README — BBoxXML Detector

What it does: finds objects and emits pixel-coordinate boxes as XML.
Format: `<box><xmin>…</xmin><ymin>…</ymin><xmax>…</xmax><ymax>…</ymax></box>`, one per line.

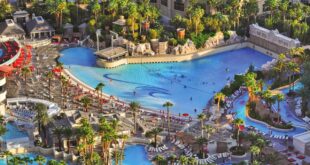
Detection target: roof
<box><xmin>293</xmin><ymin>131</ymin><xmax>310</xmax><ymax>143</ymax></box>
<box><xmin>95</xmin><ymin>47</ymin><xmax>127</xmax><ymax>60</ymax></box>
<box><xmin>0</xmin><ymin>19</ymin><xmax>25</xmax><ymax>36</ymax></box>
<box><xmin>13</xmin><ymin>10</ymin><xmax>29</xmax><ymax>17</ymax></box>
<box><xmin>113</xmin><ymin>16</ymin><xmax>126</xmax><ymax>26</ymax></box>
<box><xmin>26</xmin><ymin>16</ymin><xmax>55</xmax><ymax>33</ymax></box>
<box><xmin>63</xmin><ymin>23</ymin><xmax>73</xmax><ymax>29</ymax></box>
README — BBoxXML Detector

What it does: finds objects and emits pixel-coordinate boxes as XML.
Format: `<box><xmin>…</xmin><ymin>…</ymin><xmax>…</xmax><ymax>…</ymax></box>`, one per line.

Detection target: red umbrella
<box><xmin>182</xmin><ymin>113</ymin><xmax>189</xmax><ymax>117</ymax></box>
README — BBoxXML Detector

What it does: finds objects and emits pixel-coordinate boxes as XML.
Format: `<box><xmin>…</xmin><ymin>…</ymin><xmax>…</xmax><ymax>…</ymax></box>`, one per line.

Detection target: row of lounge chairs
<box><xmin>225</xmin><ymin>87</ymin><xmax>245</xmax><ymax>109</ymax></box>
<box><xmin>148</xmin><ymin>145</ymin><xmax>168</xmax><ymax>153</ymax></box>
<box><xmin>270</xmin><ymin>134</ymin><xmax>289</xmax><ymax>140</ymax></box>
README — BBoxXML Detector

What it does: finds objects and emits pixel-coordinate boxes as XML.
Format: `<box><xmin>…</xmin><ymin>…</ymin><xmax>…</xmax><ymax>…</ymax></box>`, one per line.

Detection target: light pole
<box><xmin>96</xmin><ymin>29</ymin><xmax>101</xmax><ymax>51</ymax></box>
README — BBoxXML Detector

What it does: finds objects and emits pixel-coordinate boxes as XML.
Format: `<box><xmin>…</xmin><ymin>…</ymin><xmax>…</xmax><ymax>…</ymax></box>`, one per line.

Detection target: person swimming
<box><xmin>225</xmin><ymin>67</ymin><xmax>229</xmax><ymax>72</ymax></box>
<box><xmin>190</xmin><ymin>97</ymin><xmax>192</xmax><ymax>101</ymax></box>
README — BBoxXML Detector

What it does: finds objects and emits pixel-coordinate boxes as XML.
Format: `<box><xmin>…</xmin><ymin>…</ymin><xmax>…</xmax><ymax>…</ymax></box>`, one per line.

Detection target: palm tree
<box><xmin>129</xmin><ymin>101</ymin><xmax>140</xmax><ymax>134</ymax></box>
<box><xmin>167</xmin><ymin>154</ymin><xmax>177</xmax><ymax>165</ymax></box>
<box><xmin>57</xmin><ymin>0</ymin><xmax>68</xmax><ymax>28</ymax></box>
<box><xmin>188</xmin><ymin>157</ymin><xmax>197</xmax><ymax>165</ymax></box>
<box><xmin>0</xmin><ymin>1</ymin><xmax>12</xmax><ymax>20</ymax></box>
<box><xmin>8</xmin><ymin>156</ymin><xmax>24</xmax><ymax>165</ymax></box>
<box><xmin>45</xmin><ymin>71</ymin><xmax>54</xmax><ymax>100</ymax></box>
<box><xmin>274</xmin><ymin>93</ymin><xmax>284</xmax><ymax>123</ymax></box>
<box><xmin>95</xmin><ymin>82</ymin><xmax>105</xmax><ymax>110</ymax></box>
<box><xmin>163</xmin><ymin>101</ymin><xmax>173</xmax><ymax>138</ymax></box>
<box><xmin>1</xmin><ymin>151</ymin><xmax>12</xmax><ymax>164</ymax></box>
<box><xmin>21</xmin><ymin>66</ymin><xmax>32</xmax><ymax>96</ymax></box>
<box><xmin>60</xmin><ymin>76</ymin><xmax>68</xmax><ymax>108</ymax></box>
<box><xmin>34</xmin><ymin>103</ymin><xmax>49</xmax><ymax>145</ymax></box>
<box><xmin>63</xmin><ymin>127</ymin><xmax>73</xmax><ymax>153</ymax></box>
<box><xmin>215</xmin><ymin>92</ymin><xmax>225</xmax><ymax>113</ymax></box>
<box><xmin>152</xmin><ymin>154</ymin><xmax>164</xmax><ymax>165</ymax></box>
<box><xmin>287</xmin><ymin>61</ymin><xmax>300</xmax><ymax>91</ymax></box>
<box><xmin>80</xmin><ymin>96</ymin><xmax>91</xmax><ymax>112</ymax></box>
<box><xmin>127</xmin><ymin>2</ymin><xmax>140</xmax><ymax>37</ymax></box>
<box><xmin>47</xmin><ymin>159</ymin><xmax>58</xmax><ymax>165</ymax></box>
<box><xmin>53</xmin><ymin>126</ymin><xmax>64</xmax><ymax>151</ymax></box>
<box><xmin>232</xmin><ymin>118</ymin><xmax>244</xmax><ymax>147</ymax></box>
<box><xmin>196</xmin><ymin>137</ymin><xmax>207</xmax><ymax>159</ymax></box>
<box><xmin>262</xmin><ymin>90</ymin><xmax>275</xmax><ymax>110</ymax></box>
<box><xmin>179</xmin><ymin>155</ymin><xmax>189</xmax><ymax>165</ymax></box>
<box><xmin>197</xmin><ymin>113</ymin><xmax>206</xmax><ymax>137</ymax></box>
<box><xmin>34</xmin><ymin>155</ymin><xmax>46</xmax><ymax>165</ymax></box>
<box><xmin>250</xmin><ymin>145</ymin><xmax>260</xmax><ymax>162</ymax></box>
<box><xmin>145</xmin><ymin>127</ymin><xmax>163</xmax><ymax>147</ymax></box>
<box><xmin>22</xmin><ymin>156</ymin><xmax>33</xmax><ymax>165</ymax></box>
<box><xmin>191</xmin><ymin>7</ymin><xmax>205</xmax><ymax>35</ymax></box>
<box><xmin>203</xmin><ymin>125</ymin><xmax>214</xmax><ymax>139</ymax></box>
<box><xmin>91</xmin><ymin>1</ymin><xmax>101</xmax><ymax>26</ymax></box>
<box><xmin>244</xmin><ymin>72</ymin><xmax>258</xmax><ymax>102</ymax></box>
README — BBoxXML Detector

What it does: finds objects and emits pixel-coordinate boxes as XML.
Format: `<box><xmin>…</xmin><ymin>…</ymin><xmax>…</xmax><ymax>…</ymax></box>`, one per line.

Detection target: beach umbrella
<box><xmin>182</xmin><ymin>113</ymin><xmax>189</xmax><ymax>117</ymax></box>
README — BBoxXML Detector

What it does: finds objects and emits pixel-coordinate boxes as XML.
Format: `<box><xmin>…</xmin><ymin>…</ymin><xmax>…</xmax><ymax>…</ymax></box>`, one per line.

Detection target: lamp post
<box><xmin>96</xmin><ymin>29</ymin><xmax>101</xmax><ymax>51</ymax></box>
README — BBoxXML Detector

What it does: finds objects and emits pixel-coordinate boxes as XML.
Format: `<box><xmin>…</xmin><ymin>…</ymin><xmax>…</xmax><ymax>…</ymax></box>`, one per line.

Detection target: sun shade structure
<box><xmin>95</xmin><ymin>47</ymin><xmax>127</xmax><ymax>61</ymax></box>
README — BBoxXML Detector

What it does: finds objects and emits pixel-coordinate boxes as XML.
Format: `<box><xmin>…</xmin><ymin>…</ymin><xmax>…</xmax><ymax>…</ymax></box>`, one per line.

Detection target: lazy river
<box><xmin>59</xmin><ymin>47</ymin><xmax>273</xmax><ymax>115</ymax></box>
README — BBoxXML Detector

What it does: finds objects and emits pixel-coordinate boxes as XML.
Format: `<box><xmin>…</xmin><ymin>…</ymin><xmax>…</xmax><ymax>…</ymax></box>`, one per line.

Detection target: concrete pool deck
<box><xmin>97</xmin><ymin>42</ymin><xmax>278</xmax><ymax>68</ymax></box>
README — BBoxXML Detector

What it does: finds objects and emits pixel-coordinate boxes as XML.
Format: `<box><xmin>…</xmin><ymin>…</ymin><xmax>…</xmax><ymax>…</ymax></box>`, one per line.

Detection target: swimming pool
<box><xmin>0</xmin><ymin>153</ymin><xmax>53</xmax><ymax>165</ymax></box>
<box><xmin>0</xmin><ymin>123</ymin><xmax>28</xmax><ymax>141</ymax></box>
<box><xmin>122</xmin><ymin>145</ymin><xmax>151</xmax><ymax>165</ymax></box>
<box><xmin>59</xmin><ymin>47</ymin><xmax>273</xmax><ymax>115</ymax></box>
<box><xmin>231</xmin><ymin>91</ymin><xmax>306</xmax><ymax>136</ymax></box>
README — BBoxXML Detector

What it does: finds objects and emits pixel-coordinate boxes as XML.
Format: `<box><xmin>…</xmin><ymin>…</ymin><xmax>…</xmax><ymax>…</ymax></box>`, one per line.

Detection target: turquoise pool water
<box><xmin>122</xmin><ymin>145</ymin><xmax>151</xmax><ymax>165</ymax></box>
<box><xmin>0</xmin><ymin>145</ymin><xmax>149</xmax><ymax>165</ymax></box>
<box><xmin>231</xmin><ymin>87</ymin><xmax>306</xmax><ymax>136</ymax></box>
<box><xmin>0</xmin><ymin>153</ymin><xmax>53</xmax><ymax>165</ymax></box>
<box><xmin>1</xmin><ymin>123</ymin><xmax>28</xmax><ymax>140</ymax></box>
<box><xmin>59</xmin><ymin>47</ymin><xmax>272</xmax><ymax>115</ymax></box>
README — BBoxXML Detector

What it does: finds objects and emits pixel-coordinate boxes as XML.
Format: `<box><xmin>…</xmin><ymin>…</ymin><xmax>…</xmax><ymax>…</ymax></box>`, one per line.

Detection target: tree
<box><xmin>0</xmin><ymin>2</ymin><xmax>12</xmax><ymax>21</ymax></box>
<box><xmin>163</xmin><ymin>101</ymin><xmax>173</xmax><ymax>138</ymax></box>
<box><xmin>91</xmin><ymin>1</ymin><xmax>101</xmax><ymax>27</ymax></box>
<box><xmin>129</xmin><ymin>101</ymin><xmax>140</xmax><ymax>134</ymax></box>
<box><xmin>215</xmin><ymin>92</ymin><xmax>225</xmax><ymax>113</ymax></box>
<box><xmin>127</xmin><ymin>2</ymin><xmax>140</xmax><ymax>37</ymax></box>
<box><xmin>196</xmin><ymin>137</ymin><xmax>207</xmax><ymax>159</ymax></box>
<box><xmin>179</xmin><ymin>155</ymin><xmax>189</xmax><ymax>165</ymax></box>
<box><xmin>244</xmin><ymin>0</ymin><xmax>259</xmax><ymax>23</ymax></box>
<box><xmin>188</xmin><ymin>157</ymin><xmax>197</xmax><ymax>165</ymax></box>
<box><xmin>262</xmin><ymin>90</ymin><xmax>275</xmax><ymax>111</ymax></box>
<box><xmin>47</xmin><ymin>159</ymin><xmax>59</xmax><ymax>165</ymax></box>
<box><xmin>191</xmin><ymin>7</ymin><xmax>205</xmax><ymax>35</ymax></box>
<box><xmin>274</xmin><ymin>93</ymin><xmax>284</xmax><ymax>123</ymax></box>
<box><xmin>8</xmin><ymin>156</ymin><xmax>24</xmax><ymax>165</ymax></box>
<box><xmin>95</xmin><ymin>82</ymin><xmax>105</xmax><ymax>110</ymax></box>
<box><xmin>152</xmin><ymin>154</ymin><xmax>164</xmax><ymax>165</ymax></box>
<box><xmin>22</xmin><ymin>156</ymin><xmax>33</xmax><ymax>165</ymax></box>
<box><xmin>34</xmin><ymin>155</ymin><xmax>46</xmax><ymax>165</ymax></box>
<box><xmin>63</xmin><ymin>127</ymin><xmax>73</xmax><ymax>153</ymax></box>
<box><xmin>34</xmin><ymin>103</ymin><xmax>49</xmax><ymax>146</ymax></box>
<box><xmin>250</xmin><ymin>145</ymin><xmax>261</xmax><ymax>162</ymax></box>
<box><xmin>45</xmin><ymin>71</ymin><xmax>54</xmax><ymax>100</ymax></box>
<box><xmin>53</xmin><ymin>127</ymin><xmax>64</xmax><ymax>151</ymax></box>
<box><xmin>167</xmin><ymin>154</ymin><xmax>177</xmax><ymax>165</ymax></box>
<box><xmin>287</xmin><ymin>61</ymin><xmax>300</xmax><ymax>91</ymax></box>
<box><xmin>80</xmin><ymin>96</ymin><xmax>91</xmax><ymax>112</ymax></box>
<box><xmin>145</xmin><ymin>127</ymin><xmax>163</xmax><ymax>147</ymax></box>
<box><xmin>244</xmin><ymin>72</ymin><xmax>258</xmax><ymax>102</ymax></box>
<box><xmin>197</xmin><ymin>113</ymin><xmax>206</xmax><ymax>137</ymax></box>
<box><xmin>232</xmin><ymin>118</ymin><xmax>244</xmax><ymax>147</ymax></box>
<box><xmin>203</xmin><ymin>125</ymin><xmax>214</xmax><ymax>139</ymax></box>
<box><xmin>21</xmin><ymin>66</ymin><xmax>32</xmax><ymax>96</ymax></box>
<box><xmin>1</xmin><ymin>151</ymin><xmax>12</xmax><ymax>164</ymax></box>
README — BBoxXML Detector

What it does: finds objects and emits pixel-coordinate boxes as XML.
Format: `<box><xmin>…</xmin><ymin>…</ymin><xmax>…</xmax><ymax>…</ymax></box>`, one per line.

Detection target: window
<box><xmin>161</xmin><ymin>0</ymin><xmax>167</xmax><ymax>6</ymax></box>
<box><xmin>174</xmin><ymin>1</ymin><xmax>184</xmax><ymax>11</ymax></box>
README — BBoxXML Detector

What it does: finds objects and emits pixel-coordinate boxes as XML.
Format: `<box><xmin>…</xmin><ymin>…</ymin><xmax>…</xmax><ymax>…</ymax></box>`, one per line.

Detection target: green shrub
<box><xmin>223</xmin><ymin>31</ymin><xmax>230</xmax><ymax>41</ymax></box>
<box><xmin>149</xmin><ymin>29</ymin><xmax>158</xmax><ymax>39</ymax></box>
<box><xmin>190</xmin><ymin>33</ymin><xmax>210</xmax><ymax>49</ymax></box>
<box><xmin>168</xmin><ymin>38</ymin><xmax>178</xmax><ymax>46</ymax></box>
<box><xmin>177</xmin><ymin>39</ymin><xmax>186</xmax><ymax>45</ymax></box>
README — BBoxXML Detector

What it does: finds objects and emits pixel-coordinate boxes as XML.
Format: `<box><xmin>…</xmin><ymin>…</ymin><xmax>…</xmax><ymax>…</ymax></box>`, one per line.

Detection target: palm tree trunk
<box><xmin>67</xmin><ymin>138</ymin><xmax>70</xmax><ymax>153</ymax></box>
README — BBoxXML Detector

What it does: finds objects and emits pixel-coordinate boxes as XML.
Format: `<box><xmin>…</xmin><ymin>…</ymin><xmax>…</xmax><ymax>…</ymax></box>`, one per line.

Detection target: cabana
<box><xmin>95</xmin><ymin>47</ymin><xmax>128</xmax><ymax>62</ymax></box>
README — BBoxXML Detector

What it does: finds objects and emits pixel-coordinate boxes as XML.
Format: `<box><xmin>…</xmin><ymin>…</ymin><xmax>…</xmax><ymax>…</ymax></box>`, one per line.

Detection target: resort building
<box><xmin>293</xmin><ymin>131</ymin><xmax>310</xmax><ymax>155</ymax></box>
<box><xmin>249</xmin><ymin>23</ymin><xmax>301</xmax><ymax>54</ymax></box>
<box><xmin>12</xmin><ymin>10</ymin><xmax>30</xmax><ymax>26</ymax></box>
<box><xmin>0</xmin><ymin>19</ymin><xmax>26</xmax><ymax>39</ymax></box>
<box><xmin>26</xmin><ymin>16</ymin><xmax>55</xmax><ymax>39</ymax></box>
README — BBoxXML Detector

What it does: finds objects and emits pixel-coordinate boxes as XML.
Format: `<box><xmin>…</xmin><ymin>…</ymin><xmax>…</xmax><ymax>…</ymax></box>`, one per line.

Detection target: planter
<box><xmin>177</xmin><ymin>28</ymin><xmax>185</xmax><ymax>40</ymax></box>
<box><xmin>150</xmin><ymin>39</ymin><xmax>159</xmax><ymax>53</ymax></box>
<box><xmin>158</xmin><ymin>41</ymin><xmax>168</xmax><ymax>54</ymax></box>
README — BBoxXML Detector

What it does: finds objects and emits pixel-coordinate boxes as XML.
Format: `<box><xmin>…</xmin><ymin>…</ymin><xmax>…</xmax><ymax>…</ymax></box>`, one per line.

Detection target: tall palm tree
<box><xmin>163</xmin><ymin>101</ymin><xmax>173</xmax><ymax>138</ymax></box>
<box><xmin>95</xmin><ymin>82</ymin><xmax>105</xmax><ymax>110</ymax></box>
<box><xmin>287</xmin><ymin>61</ymin><xmax>300</xmax><ymax>91</ymax></box>
<box><xmin>244</xmin><ymin>72</ymin><xmax>258</xmax><ymax>102</ymax></box>
<box><xmin>127</xmin><ymin>2</ymin><xmax>140</xmax><ymax>36</ymax></box>
<box><xmin>145</xmin><ymin>127</ymin><xmax>163</xmax><ymax>147</ymax></box>
<box><xmin>35</xmin><ymin>103</ymin><xmax>50</xmax><ymax>146</ymax></box>
<box><xmin>203</xmin><ymin>125</ymin><xmax>214</xmax><ymax>139</ymax></box>
<box><xmin>80</xmin><ymin>96</ymin><xmax>91</xmax><ymax>112</ymax></box>
<box><xmin>179</xmin><ymin>155</ymin><xmax>189</xmax><ymax>165</ymax></box>
<box><xmin>47</xmin><ymin>159</ymin><xmax>58</xmax><ymax>165</ymax></box>
<box><xmin>63</xmin><ymin>127</ymin><xmax>72</xmax><ymax>153</ymax></box>
<box><xmin>22</xmin><ymin>156</ymin><xmax>33</xmax><ymax>165</ymax></box>
<box><xmin>215</xmin><ymin>92</ymin><xmax>225</xmax><ymax>113</ymax></box>
<box><xmin>274</xmin><ymin>93</ymin><xmax>284</xmax><ymax>123</ymax></box>
<box><xmin>250</xmin><ymin>145</ymin><xmax>260</xmax><ymax>162</ymax></box>
<box><xmin>152</xmin><ymin>154</ymin><xmax>164</xmax><ymax>165</ymax></box>
<box><xmin>232</xmin><ymin>118</ymin><xmax>244</xmax><ymax>147</ymax></box>
<box><xmin>57</xmin><ymin>0</ymin><xmax>68</xmax><ymax>28</ymax></box>
<box><xmin>53</xmin><ymin>127</ymin><xmax>64</xmax><ymax>151</ymax></box>
<box><xmin>45</xmin><ymin>71</ymin><xmax>54</xmax><ymax>100</ymax></box>
<box><xmin>188</xmin><ymin>157</ymin><xmax>197</xmax><ymax>165</ymax></box>
<box><xmin>196</xmin><ymin>137</ymin><xmax>207</xmax><ymax>159</ymax></box>
<box><xmin>197</xmin><ymin>113</ymin><xmax>206</xmax><ymax>137</ymax></box>
<box><xmin>8</xmin><ymin>156</ymin><xmax>24</xmax><ymax>165</ymax></box>
<box><xmin>34</xmin><ymin>155</ymin><xmax>46</xmax><ymax>165</ymax></box>
<box><xmin>129</xmin><ymin>101</ymin><xmax>140</xmax><ymax>134</ymax></box>
<box><xmin>60</xmin><ymin>76</ymin><xmax>68</xmax><ymax>108</ymax></box>
<box><xmin>91</xmin><ymin>1</ymin><xmax>101</xmax><ymax>26</ymax></box>
<box><xmin>21</xmin><ymin>66</ymin><xmax>32</xmax><ymax>96</ymax></box>
<box><xmin>1</xmin><ymin>151</ymin><xmax>12</xmax><ymax>164</ymax></box>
